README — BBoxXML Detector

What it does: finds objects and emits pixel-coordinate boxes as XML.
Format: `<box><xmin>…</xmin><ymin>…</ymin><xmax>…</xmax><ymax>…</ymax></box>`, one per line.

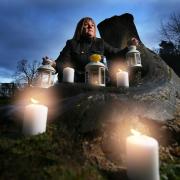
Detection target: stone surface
<box><xmin>97</xmin><ymin>13</ymin><xmax>180</xmax><ymax>121</ymax></box>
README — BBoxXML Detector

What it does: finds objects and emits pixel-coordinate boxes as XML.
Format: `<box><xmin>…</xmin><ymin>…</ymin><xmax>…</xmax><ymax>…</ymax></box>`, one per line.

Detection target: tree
<box><xmin>0</xmin><ymin>83</ymin><xmax>16</xmax><ymax>97</ymax></box>
<box><xmin>159</xmin><ymin>40</ymin><xmax>176</xmax><ymax>55</ymax></box>
<box><xmin>159</xmin><ymin>43</ymin><xmax>180</xmax><ymax>76</ymax></box>
<box><xmin>158</xmin><ymin>13</ymin><xmax>180</xmax><ymax>77</ymax></box>
<box><xmin>160</xmin><ymin>13</ymin><xmax>180</xmax><ymax>53</ymax></box>
<box><xmin>14</xmin><ymin>59</ymin><xmax>40</xmax><ymax>86</ymax></box>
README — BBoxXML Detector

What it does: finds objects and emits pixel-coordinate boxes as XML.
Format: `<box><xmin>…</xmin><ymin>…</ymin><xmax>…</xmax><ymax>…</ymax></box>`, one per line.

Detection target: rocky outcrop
<box><xmin>97</xmin><ymin>13</ymin><xmax>180</xmax><ymax>122</ymax></box>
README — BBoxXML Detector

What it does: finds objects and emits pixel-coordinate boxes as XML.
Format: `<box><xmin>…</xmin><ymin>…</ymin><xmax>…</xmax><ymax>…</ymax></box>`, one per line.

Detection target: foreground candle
<box><xmin>63</xmin><ymin>67</ymin><xmax>74</xmax><ymax>83</ymax></box>
<box><xmin>116</xmin><ymin>69</ymin><xmax>129</xmax><ymax>87</ymax></box>
<box><xmin>23</xmin><ymin>98</ymin><xmax>48</xmax><ymax>135</ymax></box>
<box><xmin>126</xmin><ymin>129</ymin><xmax>159</xmax><ymax>180</ymax></box>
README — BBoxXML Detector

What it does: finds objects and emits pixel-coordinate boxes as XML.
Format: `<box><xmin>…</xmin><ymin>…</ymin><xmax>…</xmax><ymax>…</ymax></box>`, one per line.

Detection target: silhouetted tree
<box><xmin>159</xmin><ymin>40</ymin><xmax>176</xmax><ymax>55</ymax></box>
<box><xmin>14</xmin><ymin>59</ymin><xmax>40</xmax><ymax>86</ymax></box>
<box><xmin>0</xmin><ymin>83</ymin><xmax>16</xmax><ymax>97</ymax></box>
<box><xmin>158</xmin><ymin>13</ymin><xmax>180</xmax><ymax>76</ymax></box>
<box><xmin>158</xmin><ymin>40</ymin><xmax>180</xmax><ymax>77</ymax></box>
<box><xmin>160</xmin><ymin>13</ymin><xmax>180</xmax><ymax>54</ymax></box>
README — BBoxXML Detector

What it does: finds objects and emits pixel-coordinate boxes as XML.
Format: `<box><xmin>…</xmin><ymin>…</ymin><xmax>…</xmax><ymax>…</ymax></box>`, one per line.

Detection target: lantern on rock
<box><xmin>33</xmin><ymin>58</ymin><xmax>56</xmax><ymax>88</ymax></box>
<box><xmin>126</xmin><ymin>46</ymin><xmax>142</xmax><ymax>86</ymax></box>
<box><xmin>85</xmin><ymin>54</ymin><xmax>106</xmax><ymax>87</ymax></box>
<box><xmin>126</xmin><ymin>45</ymin><xmax>142</xmax><ymax>67</ymax></box>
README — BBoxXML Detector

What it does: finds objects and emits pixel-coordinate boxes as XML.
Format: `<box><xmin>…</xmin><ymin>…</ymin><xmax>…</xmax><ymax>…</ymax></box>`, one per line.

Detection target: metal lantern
<box><xmin>126</xmin><ymin>45</ymin><xmax>142</xmax><ymax>67</ymax></box>
<box><xmin>85</xmin><ymin>61</ymin><xmax>106</xmax><ymax>87</ymax></box>
<box><xmin>33</xmin><ymin>63</ymin><xmax>56</xmax><ymax>88</ymax></box>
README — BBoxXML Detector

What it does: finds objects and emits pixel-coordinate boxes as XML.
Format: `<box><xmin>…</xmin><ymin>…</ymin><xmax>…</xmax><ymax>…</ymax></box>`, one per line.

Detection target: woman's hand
<box><xmin>42</xmin><ymin>56</ymin><xmax>56</xmax><ymax>68</ymax></box>
<box><xmin>128</xmin><ymin>37</ymin><xmax>139</xmax><ymax>46</ymax></box>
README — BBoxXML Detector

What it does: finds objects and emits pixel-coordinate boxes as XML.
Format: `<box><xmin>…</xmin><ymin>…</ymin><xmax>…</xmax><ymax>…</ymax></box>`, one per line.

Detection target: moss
<box><xmin>0</xmin><ymin>121</ymin><xmax>105</xmax><ymax>180</ymax></box>
<box><xmin>167</xmin><ymin>66</ymin><xmax>173</xmax><ymax>81</ymax></box>
<box><xmin>0</xmin><ymin>97</ymin><xmax>13</xmax><ymax>105</ymax></box>
<box><xmin>160</xmin><ymin>163</ymin><xmax>180</xmax><ymax>180</ymax></box>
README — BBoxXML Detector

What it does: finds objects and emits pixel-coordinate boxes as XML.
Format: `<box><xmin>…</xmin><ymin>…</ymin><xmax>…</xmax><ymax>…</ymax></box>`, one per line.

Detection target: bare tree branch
<box><xmin>160</xmin><ymin>12</ymin><xmax>180</xmax><ymax>50</ymax></box>
<box><xmin>14</xmin><ymin>59</ymin><xmax>40</xmax><ymax>86</ymax></box>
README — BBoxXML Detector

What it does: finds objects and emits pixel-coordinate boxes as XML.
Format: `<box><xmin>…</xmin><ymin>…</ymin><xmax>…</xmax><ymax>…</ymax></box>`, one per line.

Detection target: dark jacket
<box><xmin>56</xmin><ymin>37</ymin><xmax>128</xmax><ymax>82</ymax></box>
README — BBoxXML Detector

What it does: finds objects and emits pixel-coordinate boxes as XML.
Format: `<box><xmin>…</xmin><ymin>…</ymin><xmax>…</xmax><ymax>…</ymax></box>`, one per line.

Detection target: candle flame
<box><xmin>131</xmin><ymin>129</ymin><xmax>141</xmax><ymax>136</ymax></box>
<box><xmin>118</xmin><ymin>69</ymin><xmax>122</xmax><ymax>72</ymax></box>
<box><xmin>31</xmin><ymin>98</ymin><xmax>39</xmax><ymax>104</ymax></box>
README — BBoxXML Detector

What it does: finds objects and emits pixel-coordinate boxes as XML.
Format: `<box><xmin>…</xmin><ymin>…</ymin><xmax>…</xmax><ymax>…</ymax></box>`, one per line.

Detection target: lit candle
<box><xmin>116</xmin><ymin>69</ymin><xmax>129</xmax><ymax>87</ymax></box>
<box><xmin>94</xmin><ymin>80</ymin><xmax>98</xmax><ymax>85</ymax></box>
<box><xmin>23</xmin><ymin>98</ymin><xmax>48</xmax><ymax>135</ymax></box>
<box><xmin>126</xmin><ymin>129</ymin><xmax>159</xmax><ymax>180</ymax></box>
<box><xmin>63</xmin><ymin>67</ymin><xmax>74</xmax><ymax>83</ymax></box>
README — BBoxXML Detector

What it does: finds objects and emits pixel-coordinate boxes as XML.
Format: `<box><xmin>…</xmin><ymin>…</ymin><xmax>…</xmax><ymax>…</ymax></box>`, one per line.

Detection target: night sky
<box><xmin>0</xmin><ymin>0</ymin><xmax>180</xmax><ymax>82</ymax></box>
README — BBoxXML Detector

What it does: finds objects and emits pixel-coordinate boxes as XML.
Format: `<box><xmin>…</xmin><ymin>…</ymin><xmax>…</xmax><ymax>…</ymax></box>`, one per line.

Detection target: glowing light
<box><xmin>116</xmin><ymin>69</ymin><xmax>129</xmax><ymax>87</ymax></box>
<box><xmin>127</xmin><ymin>129</ymin><xmax>159</xmax><ymax>179</ymax></box>
<box><xmin>31</xmin><ymin>98</ymin><xmax>39</xmax><ymax>104</ymax></box>
<box><xmin>118</xmin><ymin>68</ymin><xmax>128</xmax><ymax>73</ymax></box>
<box><xmin>131</xmin><ymin>129</ymin><xmax>141</xmax><ymax>136</ymax></box>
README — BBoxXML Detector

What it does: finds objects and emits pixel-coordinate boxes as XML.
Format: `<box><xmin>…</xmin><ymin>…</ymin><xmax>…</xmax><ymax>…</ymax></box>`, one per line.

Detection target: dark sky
<box><xmin>0</xmin><ymin>0</ymin><xmax>180</xmax><ymax>82</ymax></box>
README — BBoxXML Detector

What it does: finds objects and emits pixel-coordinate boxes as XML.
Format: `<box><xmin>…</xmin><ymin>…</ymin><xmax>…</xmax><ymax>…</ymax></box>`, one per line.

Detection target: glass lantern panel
<box><xmin>135</xmin><ymin>53</ymin><xmax>141</xmax><ymax>64</ymax></box>
<box><xmin>100</xmin><ymin>68</ymin><xmax>105</xmax><ymax>84</ymax></box>
<box><xmin>85</xmin><ymin>71</ymin><xmax>89</xmax><ymax>83</ymax></box>
<box><xmin>50</xmin><ymin>74</ymin><xmax>55</xmax><ymax>85</ymax></box>
<box><xmin>90</xmin><ymin>70</ymin><xmax>99</xmax><ymax>85</ymax></box>
<box><xmin>128</xmin><ymin>54</ymin><xmax>136</xmax><ymax>66</ymax></box>
<box><xmin>132</xmin><ymin>53</ymin><xmax>137</xmax><ymax>65</ymax></box>
<box><xmin>34</xmin><ymin>72</ymin><xmax>42</xmax><ymax>85</ymax></box>
<box><xmin>32</xmin><ymin>71</ymin><xmax>44</xmax><ymax>87</ymax></box>
<box><xmin>41</xmin><ymin>72</ymin><xmax>50</xmax><ymax>88</ymax></box>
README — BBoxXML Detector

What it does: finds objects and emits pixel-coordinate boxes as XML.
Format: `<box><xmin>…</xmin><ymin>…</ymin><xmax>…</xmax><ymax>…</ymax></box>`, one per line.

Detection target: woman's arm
<box><xmin>103</xmin><ymin>37</ymin><xmax>139</xmax><ymax>59</ymax></box>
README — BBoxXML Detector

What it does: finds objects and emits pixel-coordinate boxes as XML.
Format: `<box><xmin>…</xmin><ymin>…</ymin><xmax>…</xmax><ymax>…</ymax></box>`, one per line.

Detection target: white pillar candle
<box><xmin>23</xmin><ymin>98</ymin><xmax>48</xmax><ymax>136</ymax></box>
<box><xmin>116</xmin><ymin>70</ymin><xmax>129</xmax><ymax>87</ymax></box>
<box><xmin>126</xmin><ymin>130</ymin><xmax>159</xmax><ymax>180</ymax></box>
<box><xmin>63</xmin><ymin>67</ymin><xmax>74</xmax><ymax>83</ymax></box>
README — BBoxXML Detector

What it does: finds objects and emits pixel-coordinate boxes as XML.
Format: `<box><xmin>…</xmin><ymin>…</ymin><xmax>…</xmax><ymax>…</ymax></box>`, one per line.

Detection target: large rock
<box><xmin>97</xmin><ymin>13</ymin><xmax>180</xmax><ymax>122</ymax></box>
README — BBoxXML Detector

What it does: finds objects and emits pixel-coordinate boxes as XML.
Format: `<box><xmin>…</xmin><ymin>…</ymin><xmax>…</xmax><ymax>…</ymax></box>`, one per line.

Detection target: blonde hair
<box><xmin>73</xmin><ymin>17</ymin><xmax>96</xmax><ymax>40</ymax></box>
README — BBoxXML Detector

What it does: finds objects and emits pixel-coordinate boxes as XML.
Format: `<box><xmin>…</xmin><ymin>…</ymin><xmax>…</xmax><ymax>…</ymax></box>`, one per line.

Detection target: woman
<box><xmin>46</xmin><ymin>17</ymin><xmax>138</xmax><ymax>82</ymax></box>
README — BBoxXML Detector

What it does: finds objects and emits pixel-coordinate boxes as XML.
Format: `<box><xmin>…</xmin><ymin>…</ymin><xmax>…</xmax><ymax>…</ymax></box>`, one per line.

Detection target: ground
<box><xmin>0</xmin><ymin>96</ymin><xmax>180</xmax><ymax>179</ymax></box>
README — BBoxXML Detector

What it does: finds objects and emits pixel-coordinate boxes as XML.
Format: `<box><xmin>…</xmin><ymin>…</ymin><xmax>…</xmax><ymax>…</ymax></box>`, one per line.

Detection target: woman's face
<box><xmin>82</xmin><ymin>20</ymin><xmax>95</xmax><ymax>38</ymax></box>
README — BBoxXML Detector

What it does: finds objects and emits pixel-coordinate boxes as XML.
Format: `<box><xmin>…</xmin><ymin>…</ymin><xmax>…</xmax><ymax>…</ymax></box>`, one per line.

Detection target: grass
<box><xmin>0</xmin><ymin>97</ymin><xmax>14</xmax><ymax>106</ymax></box>
<box><xmin>0</xmin><ymin>122</ymin><xmax>105</xmax><ymax>180</ymax></box>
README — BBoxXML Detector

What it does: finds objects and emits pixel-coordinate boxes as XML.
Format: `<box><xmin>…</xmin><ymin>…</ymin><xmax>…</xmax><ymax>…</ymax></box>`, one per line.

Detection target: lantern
<box><xmin>126</xmin><ymin>45</ymin><xmax>142</xmax><ymax>67</ymax></box>
<box><xmin>85</xmin><ymin>54</ymin><xmax>106</xmax><ymax>86</ymax></box>
<box><xmin>33</xmin><ymin>61</ymin><xmax>56</xmax><ymax>88</ymax></box>
<box><xmin>126</xmin><ymin>46</ymin><xmax>142</xmax><ymax>86</ymax></box>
